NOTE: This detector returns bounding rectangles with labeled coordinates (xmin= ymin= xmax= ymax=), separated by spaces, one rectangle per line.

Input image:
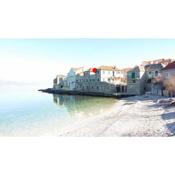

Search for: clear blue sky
xmin=0 ymin=39 xmax=175 ymax=85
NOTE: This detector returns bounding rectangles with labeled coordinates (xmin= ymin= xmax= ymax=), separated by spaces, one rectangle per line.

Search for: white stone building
xmin=53 ymin=74 xmax=66 ymax=89
xmin=66 ymin=67 xmax=85 ymax=90
xmin=53 ymin=65 xmax=129 ymax=94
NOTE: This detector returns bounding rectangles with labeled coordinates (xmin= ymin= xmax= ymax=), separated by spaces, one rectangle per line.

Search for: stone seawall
xmin=38 ymin=88 xmax=135 ymax=98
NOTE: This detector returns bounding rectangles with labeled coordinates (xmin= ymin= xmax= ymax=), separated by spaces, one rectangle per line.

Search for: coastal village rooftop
xmin=53 ymin=58 xmax=175 ymax=97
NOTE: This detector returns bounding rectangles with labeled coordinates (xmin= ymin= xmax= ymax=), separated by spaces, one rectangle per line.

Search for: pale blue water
xmin=0 ymin=85 xmax=117 ymax=136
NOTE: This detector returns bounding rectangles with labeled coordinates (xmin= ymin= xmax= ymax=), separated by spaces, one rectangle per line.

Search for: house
xmin=53 ymin=59 xmax=175 ymax=96
xmin=66 ymin=67 xmax=85 ymax=90
xmin=161 ymin=61 xmax=175 ymax=97
xmin=75 ymin=67 xmax=101 ymax=92
xmin=53 ymin=65 xmax=129 ymax=95
xmin=139 ymin=58 xmax=174 ymax=96
xmin=73 ymin=65 xmax=126 ymax=94
xmin=97 ymin=66 xmax=127 ymax=94
xmin=144 ymin=63 xmax=163 ymax=92
xmin=84 ymin=66 xmax=129 ymax=94
xmin=53 ymin=74 xmax=66 ymax=89
xmin=127 ymin=65 xmax=146 ymax=95
xmin=147 ymin=60 xmax=175 ymax=96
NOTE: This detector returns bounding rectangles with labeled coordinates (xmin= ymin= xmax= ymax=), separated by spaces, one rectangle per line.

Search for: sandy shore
xmin=57 ymin=95 xmax=175 ymax=136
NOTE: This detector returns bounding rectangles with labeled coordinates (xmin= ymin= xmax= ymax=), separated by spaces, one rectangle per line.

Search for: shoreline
xmin=54 ymin=94 xmax=175 ymax=137
xmin=38 ymin=88 xmax=135 ymax=99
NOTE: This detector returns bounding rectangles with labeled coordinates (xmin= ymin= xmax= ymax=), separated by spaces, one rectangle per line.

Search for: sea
xmin=0 ymin=85 xmax=117 ymax=136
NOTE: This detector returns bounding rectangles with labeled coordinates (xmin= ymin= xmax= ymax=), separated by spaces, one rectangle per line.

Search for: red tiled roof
xmin=162 ymin=61 xmax=175 ymax=70
xmin=98 ymin=66 xmax=132 ymax=72
xmin=142 ymin=58 xmax=174 ymax=66
xmin=121 ymin=68 xmax=132 ymax=72
xmin=98 ymin=65 xmax=119 ymax=71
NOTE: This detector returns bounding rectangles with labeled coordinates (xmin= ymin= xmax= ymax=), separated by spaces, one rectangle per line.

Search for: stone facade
xmin=66 ymin=67 xmax=85 ymax=90
xmin=127 ymin=66 xmax=146 ymax=95
xmin=73 ymin=66 xmax=128 ymax=94
xmin=53 ymin=59 xmax=175 ymax=96
xmin=144 ymin=63 xmax=163 ymax=92
xmin=150 ymin=61 xmax=175 ymax=97
xmin=53 ymin=75 xmax=66 ymax=89
xmin=53 ymin=66 xmax=128 ymax=95
xmin=161 ymin=61 xmax=175 ymax=97
xmin=127 ymin=60 xmax=174 ymax=96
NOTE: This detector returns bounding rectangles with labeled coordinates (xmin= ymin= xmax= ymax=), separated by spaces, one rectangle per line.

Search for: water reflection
xmin=53 ymin=94 xmax=117 ymax=118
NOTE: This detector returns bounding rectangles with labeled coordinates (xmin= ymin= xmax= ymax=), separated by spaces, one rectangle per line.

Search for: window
xmin=133 ymin=80 xmax=136 ymax=83
xmin=97 ymin=86 xmax=99 ymax=89
xmin=116 ymin=86 xmax=120 ymax=93
xmin=155 ymin=71 xmax=158 ymax=77
xmin=97 ymin=78 xmax=100 ymax=81
xmin=131 ymin=72 xmax=135 ymax=79
xmin=147 ymin=79 xmax=151 ymax=83
xmin=103 ymin=71 xmax=105 ymax=74
xmin=122 ymin=86 xmax=124 ymax=92
xmin=108 ymin=78 xmax=110 ymax=82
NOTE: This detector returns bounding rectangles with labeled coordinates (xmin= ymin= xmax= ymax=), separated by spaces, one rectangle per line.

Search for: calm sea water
xmin=0 ymin=85 xmax=117 ymax=136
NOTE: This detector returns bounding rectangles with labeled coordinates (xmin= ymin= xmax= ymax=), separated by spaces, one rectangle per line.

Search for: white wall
xmin=67 ymin=69 xmax=76 ymax=90
xmin=100 ymin=70 xmax=112 ymax=83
